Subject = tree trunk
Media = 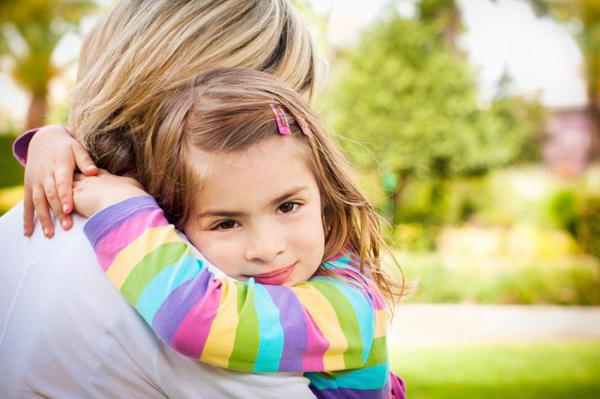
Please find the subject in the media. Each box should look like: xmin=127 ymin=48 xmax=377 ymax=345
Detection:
xmin=441 ymin=6 xmax=463 ymax=58
xmin=588 ymin=87 xmax=600 ymax=161
xmin=25 ymin=92 xmax=48 ymax=130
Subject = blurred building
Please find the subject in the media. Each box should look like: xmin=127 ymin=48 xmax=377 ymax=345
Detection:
xmin=544 ymin=106 xmax=593 ymax=177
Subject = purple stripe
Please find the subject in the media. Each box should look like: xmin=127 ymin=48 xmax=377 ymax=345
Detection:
xmin=84 ymin=195 xmax=159 ymax=247
xmin=264 ymin=285 xmax=308 ymax=371
xmin=310 ymin=386 xmax=389 ymax=399
xmin=12 ymin=129 xmax=37 ymax=165
xmin=153 ymin=267 xmax=215 ymax=344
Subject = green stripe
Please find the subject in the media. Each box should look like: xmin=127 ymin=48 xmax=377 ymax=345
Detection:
xmin=228 ymin=281 xmax=260 ymax=371
xmin=364 ymin=336 xmax=387 ymax=368
xmin=310 ymin=280 xmax=363 ymax=369
xmin=120 ymin=242 xmax=188 ymax=304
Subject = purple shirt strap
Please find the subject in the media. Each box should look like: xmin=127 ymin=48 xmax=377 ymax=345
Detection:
xmin=12 ymin=129 xmax=38 ymax=166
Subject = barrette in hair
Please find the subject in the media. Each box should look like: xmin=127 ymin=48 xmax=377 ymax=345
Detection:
xmin=270 ymin=103 xmax=291 ymax=135
xmin=296 ymin=115 xmax=312 ymax=137
xmin=270 ymin=103 xmax=312 ymax=137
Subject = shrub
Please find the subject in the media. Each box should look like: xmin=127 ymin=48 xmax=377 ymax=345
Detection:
xmin=0 ymin=133 xmax=24 ymax=188
xmin=576 ymin=195 xmax=600 ymax=259
xmin=394 ymin=251 xmax=600 ymax=305
xmin=0 ymin=186 xmax=24 ymax=215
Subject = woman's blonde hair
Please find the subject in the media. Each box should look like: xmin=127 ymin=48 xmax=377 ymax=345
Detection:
xmin=70 ymin=0 xmax=318 ymax=175
xmin=134 ymin=68 xmax=407 ymax=305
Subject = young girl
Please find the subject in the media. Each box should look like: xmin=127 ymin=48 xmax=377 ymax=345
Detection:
xmin=17 ymin=69 xmax=407 ymax=398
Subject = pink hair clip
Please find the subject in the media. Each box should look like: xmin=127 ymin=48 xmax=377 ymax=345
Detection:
xmin=270 ymin=103 xmax=312 ymax=137
xmin=296 ymin=115 xmax=312 ymax=137
xmin=270 ymin=103 xmax=291 ymax=135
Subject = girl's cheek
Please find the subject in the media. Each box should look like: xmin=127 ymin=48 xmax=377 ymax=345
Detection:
xmin=194 ymin=235 xmax=242 ymax=276
xmin=292 ymin=214 xmax=326 ymax=254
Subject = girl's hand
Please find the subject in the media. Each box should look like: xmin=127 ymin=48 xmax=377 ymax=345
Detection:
xmin=73 ymin=170 xmax=147 ymax=218
xmin=24 ymin=125 xmax=98 ymax=237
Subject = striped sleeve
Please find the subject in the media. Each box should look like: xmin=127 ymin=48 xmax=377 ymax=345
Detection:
xmin=83 ymin=195 xmax=387 ymax=374
xmin=12 ymin=129 xmax=38 ymax=165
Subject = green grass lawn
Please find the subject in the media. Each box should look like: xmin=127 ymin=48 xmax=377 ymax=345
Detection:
xmin=390 ymin=340 xmax=600 ymax=398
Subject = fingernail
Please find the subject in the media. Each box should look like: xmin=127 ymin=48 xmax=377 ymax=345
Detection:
xmin=63 ymin=203 xmax=69 ymax=213
xmin=43 ymin=227 xmax=51 ymax=236
xmin=62 ymin=219 xmax=69 ymax=228
xmin=87 ymin=165 xmax=97 ymax=171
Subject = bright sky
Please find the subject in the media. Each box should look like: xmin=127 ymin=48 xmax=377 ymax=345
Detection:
xmin=312 ymin=0 xmax=587 ymax=107
xmin=0 ymin=0 xmax=588 ymax=126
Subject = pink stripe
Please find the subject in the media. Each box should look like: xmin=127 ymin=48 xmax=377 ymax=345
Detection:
xmin=170 ymin=279 xmax=223 ymax=358
xmin=95 ymin=209 xmax=168 ymax=271
xmin=301 ymin=310 xmax=328 ymax=371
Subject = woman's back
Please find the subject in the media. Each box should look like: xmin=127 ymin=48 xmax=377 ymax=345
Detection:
xmin=0 ymin=204 xmax=315 ymax=398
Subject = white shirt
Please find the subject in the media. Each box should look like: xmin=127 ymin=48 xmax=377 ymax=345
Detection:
xmin=0 ymin=203 xmax=314 ymax=399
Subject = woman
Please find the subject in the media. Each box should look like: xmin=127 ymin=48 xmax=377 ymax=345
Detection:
xmin=3 ymin=1 xmax=322 ymax=397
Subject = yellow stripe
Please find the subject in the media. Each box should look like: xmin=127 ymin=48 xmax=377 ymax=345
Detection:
xmin=374 ymin=309 xmax=388 ymax=338
xmin=200 ymin=281 xmax=239 ymax=367
xmin=293 ymin=284 xmax=347 ymax=371
xmin=107 ymin=226 xmax=181 ymax=289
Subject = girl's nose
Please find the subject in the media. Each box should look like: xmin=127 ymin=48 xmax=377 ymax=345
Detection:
xmin=244 ymin=223 xmax=285 ymax=264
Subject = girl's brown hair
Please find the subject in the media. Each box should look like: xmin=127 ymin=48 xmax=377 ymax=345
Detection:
xmin=136 ymin=68 xmax=408 ymax=305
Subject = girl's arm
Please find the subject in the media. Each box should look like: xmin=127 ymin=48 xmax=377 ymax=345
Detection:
xmin=82 ymin=194 xmax=388 ymax=374
xmin=13 ymin=126 xmax=98 ymax=237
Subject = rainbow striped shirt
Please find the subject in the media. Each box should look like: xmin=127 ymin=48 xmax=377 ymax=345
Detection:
xmin=83 ymin=195 xmax=405 ymax=398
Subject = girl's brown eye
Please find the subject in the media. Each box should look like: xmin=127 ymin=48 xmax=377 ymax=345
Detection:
xmin=279 ymin=201 xmax=299 ymax=214
xmin=215 ymin=220 xmax=237 ymax=230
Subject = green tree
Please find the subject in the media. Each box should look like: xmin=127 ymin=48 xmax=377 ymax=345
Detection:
xmin=417 ymin=0 xmax=464 ymax=56
xmin=524 ymin=0 xmax=600 ymax=158
xmin=327 ymin=15 xmax=535 ymax=225
xmin=0 ymin=0 xmax=96 ymax=129
xmin=491 ymin=68 xmax=547 ymax=164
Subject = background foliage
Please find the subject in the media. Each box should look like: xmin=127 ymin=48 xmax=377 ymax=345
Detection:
xmin=0 ymin=0 xmax=598 ymax=305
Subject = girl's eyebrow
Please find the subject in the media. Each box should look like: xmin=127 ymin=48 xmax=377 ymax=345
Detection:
xmin=197 ymin=186 xmax=309 ymax=218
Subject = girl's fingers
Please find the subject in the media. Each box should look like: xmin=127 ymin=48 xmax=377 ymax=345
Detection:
xmin=23 ymin=184 xmax=35 ymax=236
xmin=32 ymin=185 xmax=54 ymax=238
xmin=54 ymin=166 xmax=74 ymax=230
xmin=43 ymin=175 xmax=72 ymax=231
xmin=73 ymin=173 xmax=85 ymax=182
xmin=54 ymin=165 xmax=74 ymax=216
xmin=72 ymin=141 xmax=98 ymax=176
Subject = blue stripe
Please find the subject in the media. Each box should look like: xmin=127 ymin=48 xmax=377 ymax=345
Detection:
xmin=308 ymin=363 xmax=389 ymax=390
xmin=136 ymin=255 xmax=202 ymax=324
xmin=251 ymin=282 xmax=285 ymax=372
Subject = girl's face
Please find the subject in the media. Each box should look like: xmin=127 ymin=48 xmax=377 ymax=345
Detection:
xmin=184 ymin=135 xmax=325 ymax=286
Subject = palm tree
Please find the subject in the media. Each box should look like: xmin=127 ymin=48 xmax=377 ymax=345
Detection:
xmin=0 ymin=0 xmax=96 ymax=129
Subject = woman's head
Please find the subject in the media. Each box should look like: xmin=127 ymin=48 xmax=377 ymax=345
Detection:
xmin=137 ymin=68 xmax=403 ymax=299
xmin=71 ymin=0 xmax=319 ymax=175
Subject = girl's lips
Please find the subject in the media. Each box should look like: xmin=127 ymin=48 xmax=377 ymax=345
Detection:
xmin=250 ymin=263 xmax=296 ymax=285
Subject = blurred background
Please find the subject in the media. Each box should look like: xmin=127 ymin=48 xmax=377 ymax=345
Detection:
xmin=1 ymin=0 xmax=599 ymax=397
